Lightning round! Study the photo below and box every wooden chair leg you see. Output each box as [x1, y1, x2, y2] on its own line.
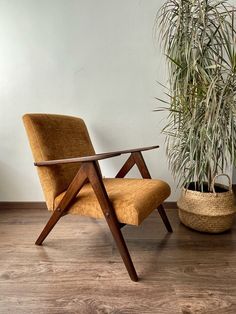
[88, 162, 138, 282]
[132, 152, 173, 233]
[106, 216, 138, 282]
[157, 204, 173, 233]
[35, 210, 62, 245]
[35, 165, 88, 246]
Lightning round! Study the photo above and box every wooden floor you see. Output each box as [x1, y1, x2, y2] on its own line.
[0, 208, 236, 314]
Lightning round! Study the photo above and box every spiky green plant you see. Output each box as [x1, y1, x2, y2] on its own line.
[155, 0, 236, 192]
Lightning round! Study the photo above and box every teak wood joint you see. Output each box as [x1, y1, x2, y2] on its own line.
[115, 151, 151, 179]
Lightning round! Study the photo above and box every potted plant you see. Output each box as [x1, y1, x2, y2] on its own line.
[155, 0, 236, 232]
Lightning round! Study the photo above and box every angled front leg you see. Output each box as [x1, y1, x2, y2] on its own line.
[87, 161, 138, 282]
[35, 165, 88, 245]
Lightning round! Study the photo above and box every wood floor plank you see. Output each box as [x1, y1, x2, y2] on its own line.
[0, 208, 236, 313]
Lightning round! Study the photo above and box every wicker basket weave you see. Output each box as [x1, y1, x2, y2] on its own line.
[177, 174, 236, 233]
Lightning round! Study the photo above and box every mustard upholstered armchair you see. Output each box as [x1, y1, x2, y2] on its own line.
[23, 113, 172, 282]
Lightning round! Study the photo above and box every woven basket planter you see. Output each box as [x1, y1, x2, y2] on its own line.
[177, 174, 236, 233]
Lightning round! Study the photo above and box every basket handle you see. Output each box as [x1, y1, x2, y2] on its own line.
[211, 174, 232, 194]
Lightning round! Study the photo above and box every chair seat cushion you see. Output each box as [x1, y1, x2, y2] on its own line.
[54, 178, 171, 225]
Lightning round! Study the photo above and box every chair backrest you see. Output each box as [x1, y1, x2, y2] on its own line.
[23, 113, 95, 210]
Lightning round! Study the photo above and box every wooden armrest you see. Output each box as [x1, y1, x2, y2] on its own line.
[34, 145, 158, 167]
[101, 145, 159, 155]
[34, 152, 121, 167]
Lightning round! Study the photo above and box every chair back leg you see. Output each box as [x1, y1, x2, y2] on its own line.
[132, 152, 173, 233]
[35, 165, 88, 245]
[157, 204, 173, 233]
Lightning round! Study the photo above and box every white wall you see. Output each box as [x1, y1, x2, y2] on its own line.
[0, 0, 179, 201]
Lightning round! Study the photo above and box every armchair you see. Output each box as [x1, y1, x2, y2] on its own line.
[23, 113, 172, 281]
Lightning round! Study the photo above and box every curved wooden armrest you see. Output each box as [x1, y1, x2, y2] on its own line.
[102, 145, 159, 155]
[34, 145, 159, 167]
[34, 152, 121, 167]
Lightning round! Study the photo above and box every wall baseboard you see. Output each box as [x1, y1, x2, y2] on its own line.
[0, 201, 177, 210]
[0, 202, 47, 210]
[3, 186, 233, 210]
[233, 184, 236, 196]
[163, 202, 177, 209]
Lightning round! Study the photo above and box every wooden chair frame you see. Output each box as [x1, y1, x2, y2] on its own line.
[34, 145, 172, 282]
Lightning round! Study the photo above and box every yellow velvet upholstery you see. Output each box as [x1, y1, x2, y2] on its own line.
[23, 114, 95, 210]
[55, 178, 170, 225]
[23, 113, 171, 226]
